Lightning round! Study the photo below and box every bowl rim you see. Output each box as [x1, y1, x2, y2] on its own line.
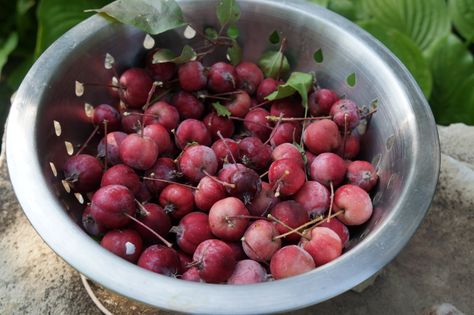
[6, 0, 440, 313]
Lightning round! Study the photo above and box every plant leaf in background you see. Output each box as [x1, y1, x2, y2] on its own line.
[153, 45, 196, 64]
[35, 0, 110, 57]
[425, 34, 474, 125]
[266, 72, 314, 108]
[0, 33, 19, 76]
[449, 0, 474, 42]
[359, 21, 432, 98]
[363, 0, 451, 50]
[258, 50, 290, 79]
[216, 0, 241, 28]
[87, 0, 186, 35]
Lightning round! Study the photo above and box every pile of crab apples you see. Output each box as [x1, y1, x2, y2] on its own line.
[64, 51, 378, 284]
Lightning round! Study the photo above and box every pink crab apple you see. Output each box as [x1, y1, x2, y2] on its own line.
[334, 184, 373, 225]
[270, 245, 315, 280]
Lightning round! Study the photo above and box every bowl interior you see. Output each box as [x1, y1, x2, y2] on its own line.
[8, 0, 439, 314]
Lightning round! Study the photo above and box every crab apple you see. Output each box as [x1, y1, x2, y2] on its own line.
[294, 181, 330, 218]
[346, 160, 378, 192]
[92, 104, 121, 131]
[330, 99, 360, 130]
[159, 184, 194, 219]
[119, 68, 153, 108]
[137, 245, 180, 276]
[121, 110, 142, 134]
[227, 259, 267, 284]
[270, 245, 315, 280]
[239, 137, 272, 171]
[133, 203, 171, 243]
[175, 119, 212, 149]
[218, 163, 246, 183]
[82, 205, 107, 237]
[270, 97, 304, 118]
[119, 133, 158, 170]
[270, 201, 309, 242]
[224, 90, 251, 118]
[89, 185, 135, 229]
[209, 197, 250, 241]
[177, 251, 193, 274]
[182, 267, 203, 282]
[146, 48, 176, 81]
[63, 154, 103, 193]
[175, 212, 213, 255]
[242, 220, 281, 262]
[98, 131, 127, 165]
[310, 152, 347, 187]
[211, 138, 240, 168]
[136, 182, 152, 203]
[179, 145, 218, 183]
[193, 239, 237, 283]
[208, 62, 237, 93]
[194, 176, 227, 211]
[271, 122, 302, 146]
[247, 182, 279, 216]
[319, 218, 350, 247]
[305, 151, 316, 167]
[256, 78, 280, 103]
[143, 101, 180, 131]
[337, 130, 360, 159]
[301, 227, 342, 267]
[235, 62, 264, 95]
[227, 166, 262, 204]
[335, 184, 373, 225]
[203, 111, 235, 140]
[144, 157, 179, 195]
[272, 143, 305, 168]
[171, 91, 204, 120]
[101, 229, 143, 263]
[101, 164, 140, 195]
[178, 61, 207, 92]
[303, 119, 341, 155]
[143, 123, 172, 154]
[268, 158, 306, 196]
[243, 108, 273, 142]
[308, 88, 339, 116]
[226, 242, 247, 261]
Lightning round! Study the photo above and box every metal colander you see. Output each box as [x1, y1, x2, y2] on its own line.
[6, 0, 439, 313]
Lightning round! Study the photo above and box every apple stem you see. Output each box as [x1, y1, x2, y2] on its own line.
[327, 181, 334, 223]
[259, 170, 269, 178]
[122, 212, 172, 247]
[251, 100, 271, 109]
[266, 115, 331, 122]
[342, 114, 348, 159]
[143, 175, 198, 190]
[202, 169, 235, 189]
[75, 125, 100, 156]
[263, 113, 284, 145]
[226, 215, 270, 221]
[267, 214, 310, 240]
[229, 116, 273, 130]
[241, 237, 269, 266]
[140, 81, 161, 136]
[272, 170, 290, 197]
[216, 131, 238, 165]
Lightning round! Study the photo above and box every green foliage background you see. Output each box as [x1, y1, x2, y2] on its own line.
[0, 0, 473, 135]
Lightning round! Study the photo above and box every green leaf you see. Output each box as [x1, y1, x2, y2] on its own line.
[226, 24, 239, 39]
[307, 0, 330, 6]
[212, 102, 231, 118]
[269, 30, 280, 44]
[258, 50, 290, 79]
[0, 32, 18, 76]
[35, 0, 110, 57]
[153, 45, 196, 64]
[227, 40, 242, 66]
[265, 72, 314, 108]
[328, 0, 368, 20]
[363, 0, 450, 50]
[88, 0, 186, 35]
[425, 34, 474, 125]
[346, 72, 356, 87]
[449, 0, 474, 42]
[205, 27, 218, 40]
[359, 21, 432, 97]
[216, 0, 240, 27]
[313, 48, 323, 63]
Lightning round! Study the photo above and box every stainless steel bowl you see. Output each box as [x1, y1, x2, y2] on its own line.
[6, 0, 439, 313]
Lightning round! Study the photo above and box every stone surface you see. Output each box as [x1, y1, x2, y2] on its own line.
[0, 124, 473, 315]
